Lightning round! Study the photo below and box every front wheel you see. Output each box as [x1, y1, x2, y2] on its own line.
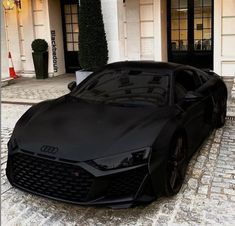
[165, 134, 187, 196]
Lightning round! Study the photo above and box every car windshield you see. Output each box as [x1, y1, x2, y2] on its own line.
[70, 69, 170, 107]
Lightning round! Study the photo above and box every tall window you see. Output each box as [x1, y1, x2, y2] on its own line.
[170, 0, 212, 51]
[194, 0, 212, 51]
[171, 0, 188, 51]
[64, 4, 79, 52]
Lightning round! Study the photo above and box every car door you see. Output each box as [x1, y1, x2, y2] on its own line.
[173, 68, 209, 155]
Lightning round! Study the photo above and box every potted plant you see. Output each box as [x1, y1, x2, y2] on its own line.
[76, 0, 108, 84]
[31, 39, 49, 79]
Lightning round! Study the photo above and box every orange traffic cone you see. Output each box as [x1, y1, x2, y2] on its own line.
[8, 52, 17, 79]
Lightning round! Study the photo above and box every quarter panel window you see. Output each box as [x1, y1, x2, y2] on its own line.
[175, 69, 200, 91]
[196, 70, 211, 83]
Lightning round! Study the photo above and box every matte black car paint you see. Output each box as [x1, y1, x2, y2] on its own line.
[6, 61, 227, 207]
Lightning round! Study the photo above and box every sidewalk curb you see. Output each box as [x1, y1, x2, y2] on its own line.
[1, 98, 44, 105]
[1, 78, 15, 87]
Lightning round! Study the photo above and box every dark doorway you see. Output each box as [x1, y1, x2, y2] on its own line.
[61, 0, 80, 73]
[167, 0, 213, 69]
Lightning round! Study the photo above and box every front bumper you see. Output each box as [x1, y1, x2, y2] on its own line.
[6, 149, 153, 207]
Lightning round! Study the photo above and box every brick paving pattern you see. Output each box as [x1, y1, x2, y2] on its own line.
[1, 104, 235, 225]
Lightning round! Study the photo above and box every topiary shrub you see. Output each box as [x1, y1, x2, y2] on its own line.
[31, 39, 48, 52]
[78, 0, 108, 70]
[31, 39, 48, 79]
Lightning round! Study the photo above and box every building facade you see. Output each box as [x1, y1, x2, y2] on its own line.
[1, 0, 235, 83]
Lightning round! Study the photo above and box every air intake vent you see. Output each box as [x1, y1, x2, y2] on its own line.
[9, 153, 94, 202]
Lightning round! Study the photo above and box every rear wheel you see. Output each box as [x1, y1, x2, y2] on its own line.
[165, 134, 187, 196]
[215, 98, 227, 128]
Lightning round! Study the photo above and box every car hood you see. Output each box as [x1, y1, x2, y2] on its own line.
[13, 96, 177, 161]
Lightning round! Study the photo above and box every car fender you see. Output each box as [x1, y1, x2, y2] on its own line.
[148, 117, 186, 196]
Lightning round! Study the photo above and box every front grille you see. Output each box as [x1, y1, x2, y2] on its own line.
[106, 167, 147, 197]
[9, 153, 94, 202]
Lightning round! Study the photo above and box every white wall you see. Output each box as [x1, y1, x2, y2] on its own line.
[214, 0, 235, 77]
[121, 0, 167, 61]
[125, 0, 141, 60]
[48, 0, 65, 76]
[18, 0, 35, 76]
[4, 8, 22, 73]
[2, 0, 66, 78]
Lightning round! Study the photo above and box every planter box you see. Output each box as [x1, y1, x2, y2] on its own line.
[32, 52, 48, 79]
[75, 70, 93, 85]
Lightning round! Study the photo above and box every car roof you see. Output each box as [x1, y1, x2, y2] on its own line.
[104, 61, 182, 72]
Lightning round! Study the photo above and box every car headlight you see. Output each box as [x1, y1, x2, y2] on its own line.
[86, 148, 150, 171]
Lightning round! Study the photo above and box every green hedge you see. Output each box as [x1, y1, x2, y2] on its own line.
[79, 0, 108, 70]
[31, 39, 48, 52]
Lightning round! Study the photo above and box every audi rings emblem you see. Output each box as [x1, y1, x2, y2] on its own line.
[40, 145, 59, 154]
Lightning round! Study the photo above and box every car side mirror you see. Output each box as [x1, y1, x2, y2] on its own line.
[68, 81, 76, 91]
[184, 91, 203, 102]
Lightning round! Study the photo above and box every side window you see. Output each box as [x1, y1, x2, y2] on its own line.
[174, 69, 201, 103]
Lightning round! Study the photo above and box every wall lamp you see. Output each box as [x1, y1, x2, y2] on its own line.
[3, 0, 21, 11]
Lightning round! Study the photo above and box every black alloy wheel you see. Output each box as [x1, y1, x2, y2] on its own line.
[215, 98, 227, 128]
[165, 134, 187, 196]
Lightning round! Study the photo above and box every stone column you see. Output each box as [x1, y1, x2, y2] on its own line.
[1, 6, 10, 80]
[101, 0, 122, 63]
[125, 0, 141, 60]
[153, 0, 168, 61]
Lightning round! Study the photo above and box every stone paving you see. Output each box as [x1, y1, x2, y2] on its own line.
[1, 75, 73, 102]
[1, 103, 235, 225]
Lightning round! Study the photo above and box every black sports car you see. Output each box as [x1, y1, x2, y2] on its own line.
[6, 61, 227, 208]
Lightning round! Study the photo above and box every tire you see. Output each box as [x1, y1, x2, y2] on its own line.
[164, 133, 187, 196]
[215, 97, 227, 128]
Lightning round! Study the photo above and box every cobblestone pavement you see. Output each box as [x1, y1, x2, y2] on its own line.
[1, 104, 235, 225]
[1, 75, 73, 102]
